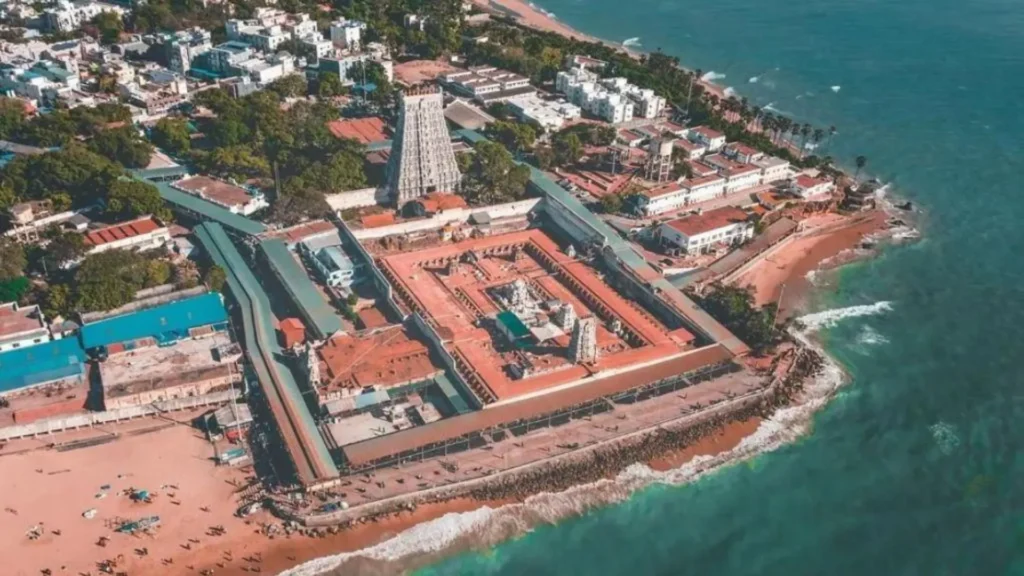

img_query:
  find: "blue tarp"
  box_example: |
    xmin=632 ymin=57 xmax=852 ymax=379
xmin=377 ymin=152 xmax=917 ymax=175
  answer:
xmin=0 ymin=338 xmax=86 ymax=394
xmin=80 ymin=293 xmax=228 ymax=351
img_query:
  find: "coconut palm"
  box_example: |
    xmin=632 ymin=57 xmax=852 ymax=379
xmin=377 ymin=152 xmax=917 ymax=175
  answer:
xmin=854 ymin=155 xmax=867 ymax=180
xmin=827 ymin=125 xmax=837 ymax=152
xmin=799 ymin=123 xmax=812 ymax=157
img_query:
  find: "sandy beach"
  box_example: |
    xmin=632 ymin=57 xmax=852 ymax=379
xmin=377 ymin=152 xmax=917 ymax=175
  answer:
xmin=472 ymin=0 xmax=600 ymax=43
xmin=731 ymin=211 xmax=889 ymax=314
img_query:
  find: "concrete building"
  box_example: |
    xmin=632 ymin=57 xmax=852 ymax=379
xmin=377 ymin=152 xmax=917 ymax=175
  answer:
xmin=330 ymin=18 xmax=366 ymax=49
xmin=659 ymin=207 xmax=753 ymax=254
xmin=155 ymin=28 xmax=213 ymax=74
xmin=568 ymin=316 xmax=598 ymax=364
xmin=207 ymin=41 xmax=254 ymax=75
xmin=688 ymin=126 xmax=727 ymax=152
xmin=385 ymin=86 xmax=462 ymax=205
xmin=753 ymin=155 xmax=791 ymax=184
xmin=83 ymin=216 xmax=171 ymax=255
xmin=42 ymin=1 xmax=125 ymax=33
xmin=635 ymin=183 xmax=687 ymax=216
xmin=298 ymin=231 xmax=364 ymax=288
xmin=0 ymin=302 xmax=50 ymax=353
xmin=556 ymin=67 xmax=663 ymax=123
xmin=98 ymin=328 xmax=242 ymax=410
xmin=724 ymin=142 xmax=764 ymax=164
xmin=505 ymin=93 xmax=581 ymax=131
xmin=674 ymin=139 xmax=707 ymax=161
xmin=681 ymin=174 xmax=727 ymax=204
xmin=793 ymin=174 xmax=836 ymax=199
xmin=0 ymin=59 xmax=79 ymax=103
xmin=442 ymin=66 xmax=534 ymax=103
xmin=172 ymin=175 xmax=269 ymax=216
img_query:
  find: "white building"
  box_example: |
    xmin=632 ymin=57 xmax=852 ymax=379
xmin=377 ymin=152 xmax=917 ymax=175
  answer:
xmin=753 ymin=156 xmax=791 ymax=184
xmin=226 ymin=9 xmax=317 ymax=53
xmin=0 ymin=59 xmax=79 ymax=103
xmin=505 ymin=93 xmax=581 ymax=131
xmin=674 ymin=139 xmax=707 ymax=161
xmin=556 ymin=67 xmax=636 ymax=124
xmin=298 ymin=232 xmax=363 ymax=288
xmin=688 ymin=126 xmax=726 ymax=152
xmin=43 ymin=1 xmax=125 ymax=33
xmin=172 ymin=176 xmax=269 ymax=216
xmin=659 ymin=207 xmax=753 ymax=254
xmin=635 ymin=183 xmax=688 ymax=216
xmin=792 ymin=174 xmax=835 ymax=199
xmin=722 ymin=164 xmax=762 ymax=193
xmin=600 ymin=77 xmax=665 ymax=119
xmin=723 ymin=142 xmax=764 ymax=164
xmin=83 ymin=216 xmax=171 ymax=255
xmin=442 ymin=66 xmax=533 ymax=103
xmin=681 ymin=174 xmax=727 ymax=204
xmin=236 ymin=52 xmax=295 ymax=85
xmin=330 ymin=18 xmax=366 ymax=49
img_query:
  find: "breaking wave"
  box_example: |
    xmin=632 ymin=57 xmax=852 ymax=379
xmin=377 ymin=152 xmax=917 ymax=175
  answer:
xmin=831 ymin=85 xmax=841 ymax=93
xmin=622 ymin=37 xmax=642 ymax=47
xmin=930 ymin=422 xmax=960 ymax=455
xmin=701 ymin=70 xmax=726 ymax=81
xmin=282 ymin=302 xmax=892 ymax=576
xmin=723 ymin=86 xmax=737 ymax=97
xmin=855 ymin=325 xmax=889 ymax=347
xmin=796 ymin=301 xmax=893 ymax=332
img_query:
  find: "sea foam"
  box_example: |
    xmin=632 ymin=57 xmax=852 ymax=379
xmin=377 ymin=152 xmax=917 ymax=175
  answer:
xmin=623 ymin=37 xmax=642 ymax=47
xmin=285 ymin=303 xmax=894 ymax=575
xmin=701 ymin=71 xmax=726 ymax=81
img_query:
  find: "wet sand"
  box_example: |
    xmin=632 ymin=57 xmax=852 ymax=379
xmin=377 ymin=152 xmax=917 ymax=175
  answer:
xmin=647 ymin=417 xmax=763 ymax=471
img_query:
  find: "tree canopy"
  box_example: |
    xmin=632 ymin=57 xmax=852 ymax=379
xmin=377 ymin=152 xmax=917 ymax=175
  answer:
xmin=0 ymin=145 xmax=123 ymax=211
xmin=0 ymin=238 xmax=26 ymax=280
xmin=461 ymin=140 xmax=531 ymax=206
xmin=71 ymin=250 xmax=170 ymax=312
xmin=694 ymin=284 xmax=781 ymax=355
xmin=149 ymin=117 xmax=192 ymax=156
xmin=106 ymin=179 xmax=171 ymax=222
xmin=88 ymin=126 xmax=154 ymax=168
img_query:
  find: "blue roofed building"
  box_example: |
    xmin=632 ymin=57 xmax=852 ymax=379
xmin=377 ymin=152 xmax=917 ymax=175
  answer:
xmin=0 ymin=337 xmax=86 ymax=396
xmin=80 ymin=292 xmax=230 ymax=355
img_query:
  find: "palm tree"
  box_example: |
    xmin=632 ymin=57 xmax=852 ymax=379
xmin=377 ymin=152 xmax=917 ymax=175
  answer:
xmin=812 ymin=128 xmax=825 ymax=150
xmin=854 ymin=155 xmax=867 ymax=180
xmin=799 ymin=123 xmax=812 ymax=157
xmin=827 ymin=125 xmax=837 ymax=153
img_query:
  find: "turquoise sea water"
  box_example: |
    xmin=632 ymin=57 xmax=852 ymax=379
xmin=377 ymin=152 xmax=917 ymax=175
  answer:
xmin=415 ymin=0 xmax=1024 ymax=574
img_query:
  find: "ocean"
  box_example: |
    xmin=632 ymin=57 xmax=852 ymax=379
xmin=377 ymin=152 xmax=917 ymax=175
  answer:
xmin=297 ymin=0 xmax=1024 ymax=573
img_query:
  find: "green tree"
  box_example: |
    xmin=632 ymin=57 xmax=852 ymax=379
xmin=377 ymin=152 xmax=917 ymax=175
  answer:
xmin=91 ymin=12 xmax=124 ymax=45
xmin=533 ymin=144 xmax=555 ymax=170
xmin=39 ymin=228 xmax=87 ymax=272
xmin=41 ymin=283 xmax=71 ymax=318
xmin=462 ymin=140 xmax=531 ymax=205
xmin=490 ymin=120 xmax=536 ymax=155
xmin=203 ymin=264 xmax=226 ymax=292
xmin=695 ymin=284 xmax=779 ymax=355
xmin=0 ymin=276 xmax=28 ymax=302
xmin=553 ymin=132 xmax=583 ymax=166
xmin=88 ymin=126 xmax=153 ymax=168
xmin=72 ymin=250 xmax=147 ymax=312
xmin=106 ymin=179 xmax=168 ymax=221
xmin=268 ymin=74 xmax=308 ymax=98
xmin=150 ymin=117 xmax=191 ymax=156
xmin=268 ymin=186 xmax=331 ymax=226
xmin=599 ymin=193 xmax=623 ymax=214
xmin=143 ymin=259 xmax=172 ymax=287
xmin=0 ymin=146 xmax=122 ymax=208
xmin=0 ymin=239 xmax=26 ymax=280
xmin=0 ymin=97 xmax=27 ymax=140
xmin=317 ymin=73 xmax=346 ymax=99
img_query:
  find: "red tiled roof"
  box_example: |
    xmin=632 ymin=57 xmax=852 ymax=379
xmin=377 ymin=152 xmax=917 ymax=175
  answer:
xmin=642 ymin=183 xmax=683 ymax=198
xmin=691 ymin=126 xmax=724 ymax=140
xmin=682 ymin=174 xmax=725 ymax=189
xmin=174 ymin=176 xmax=254 ymax=208
xmin=84 ymin=217 xmax=162 ymax=246
xmin=665 ymin=206 xmax=749 ymax=236
xmin=326 ymin=117 xmax=389 ymax=144
xmin=795 ymin=174 xmax=830 ymax=189
xmin=360 ymin=212 xmax=396 ymax=228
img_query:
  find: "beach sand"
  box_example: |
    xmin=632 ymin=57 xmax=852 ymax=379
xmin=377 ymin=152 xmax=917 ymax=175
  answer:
xmin=0 ymin=422 xmax=249 ymax=576
xmin=471 ymin=0 xmax=599 ymax=43
xmin=647 ymin=417 xmax=763 ymax=471
xmin=732 ymin=211 xmax=889 ymax=314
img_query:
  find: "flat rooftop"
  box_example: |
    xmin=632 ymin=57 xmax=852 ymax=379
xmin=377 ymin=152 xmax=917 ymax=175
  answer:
xmin=0 ymin=303 xmax=46 ymax=342
xmin=84 ymin=216 xmax=163 ymax=247
xmin=99 ymin=331 xmax=241 ymax=398
xmin=326 ymin=117 xmax=389 ymax=144
xmin=174 ymin=176 xmax=255 ymax=209
xmin=379 ymin=228 xmax=696 ymax=404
